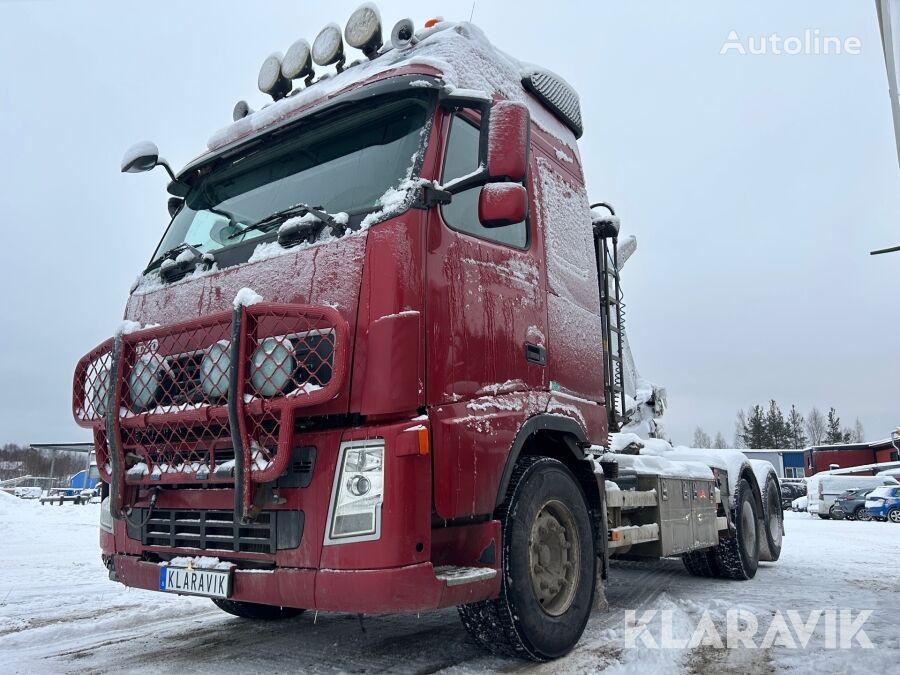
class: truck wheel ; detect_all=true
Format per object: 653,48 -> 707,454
211,599 -> 305,620
458,456 -> 595,661
759,473 -> 783,562
682,549 -> 717,577
710,478 -> 760,580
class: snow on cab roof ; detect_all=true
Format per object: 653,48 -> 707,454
197,21 -> 580,168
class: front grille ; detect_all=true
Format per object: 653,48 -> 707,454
134,509 -> 303,554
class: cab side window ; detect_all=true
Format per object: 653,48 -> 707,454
441,114 -> 527,248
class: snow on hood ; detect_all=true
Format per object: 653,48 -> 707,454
204,21 -> 578,155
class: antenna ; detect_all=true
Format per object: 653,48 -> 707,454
469,1 -> 476,22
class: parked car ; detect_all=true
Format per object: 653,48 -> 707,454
830,488 -> 875,521
807,473 -> 899,519
791,495 -> 808,512
13,486 -> 42,499
865,485 -> 900,522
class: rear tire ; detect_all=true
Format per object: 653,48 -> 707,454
710,478 -> 760,580
458,456 -> 596,661
854,506 -> 871,522
817,514 -> 831,520
211,599 -> 305,620
759,473 -> 783,562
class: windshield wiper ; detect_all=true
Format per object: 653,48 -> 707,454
227,202 -> 356,241
143,243 -> 204,275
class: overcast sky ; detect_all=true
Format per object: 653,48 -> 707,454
0,1 -> 896,447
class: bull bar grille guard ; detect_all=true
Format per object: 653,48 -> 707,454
73,303 -> 349,521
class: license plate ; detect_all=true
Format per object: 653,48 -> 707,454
159,566 -> 231,599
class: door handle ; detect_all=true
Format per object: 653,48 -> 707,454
524,342 -> 546,365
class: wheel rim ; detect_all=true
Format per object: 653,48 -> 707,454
528,499 -> 581,616
768,494 -> 783,547
890,510 -> 900,523
856,508 -> 870,521
741,502 -> 757,554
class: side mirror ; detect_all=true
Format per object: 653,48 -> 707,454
121,141 -> 176,180
479,183 -> 528,227
486,101 -> 530,182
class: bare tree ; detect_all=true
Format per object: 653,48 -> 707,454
733,410 -> 747,448
805,407 -> 826,446
713,431 -> 728,449
850,418 -> 865,443
693,426 -> 712,448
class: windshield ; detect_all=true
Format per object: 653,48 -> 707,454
151,95 -> 432,263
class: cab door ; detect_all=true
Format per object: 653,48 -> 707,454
425,108 -> 548,518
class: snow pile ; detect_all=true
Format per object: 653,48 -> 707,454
232,287 -> 263,309
610,452 -> 715,480
162,556 -> 234,570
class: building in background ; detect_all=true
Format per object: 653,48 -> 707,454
804,438 -> 900,475
738,449 -> 806,478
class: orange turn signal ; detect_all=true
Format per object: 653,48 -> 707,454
417,427 -> 430,455
424,17 -> 441,28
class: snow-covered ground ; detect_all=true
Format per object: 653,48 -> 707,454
2,492 -> 898,674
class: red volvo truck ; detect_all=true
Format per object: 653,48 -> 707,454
74,7 -> 782,660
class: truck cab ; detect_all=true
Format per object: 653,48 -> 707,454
75,9 -> 775,661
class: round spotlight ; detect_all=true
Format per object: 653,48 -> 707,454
251,337 -> 296,397
312,23 -> 345,70
345,4 -> 382,58
86,357 -> 112,418
257,52 -> 292,100
128,355 -> 165,411
200,340 -> 231,399
282,38 -> 314,83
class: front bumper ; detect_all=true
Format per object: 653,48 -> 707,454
112,555 -> 499,613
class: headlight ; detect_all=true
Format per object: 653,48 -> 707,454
99,496 -> 113,533
85,353 -> 112,418
128,354 -> 165,411
200,340 -> 231,399
251,337 -> 295,397
326,441 -> 385,542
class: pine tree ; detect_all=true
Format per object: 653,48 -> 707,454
787,405 -> 807,448
764,400 -> 789,448
824,408 -> 844,444
713,432 -> 728,449
741,405 -> 768,449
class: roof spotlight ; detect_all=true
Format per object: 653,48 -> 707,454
232,100 -> 253,121
345,3 -> 383,59
258,52 -> 292,101
312,23 -> 345,71
391,18 -> 417,50
282,38 -> 315,85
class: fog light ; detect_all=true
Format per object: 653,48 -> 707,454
128,354 -> 165,411
200,340 -> 231,399
251,337 -> 295,397
85,353 -> 112,418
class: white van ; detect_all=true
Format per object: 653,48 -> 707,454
808,473 -> 899,518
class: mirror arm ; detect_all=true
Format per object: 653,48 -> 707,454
157,158 -> 177,182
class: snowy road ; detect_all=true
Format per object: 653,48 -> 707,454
2,492 -> 898,674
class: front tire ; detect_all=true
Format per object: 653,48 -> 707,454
888,508 -> 900,524
458,456 -> 596,661
211,599 -> 305,620
709,478 -> 760,580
